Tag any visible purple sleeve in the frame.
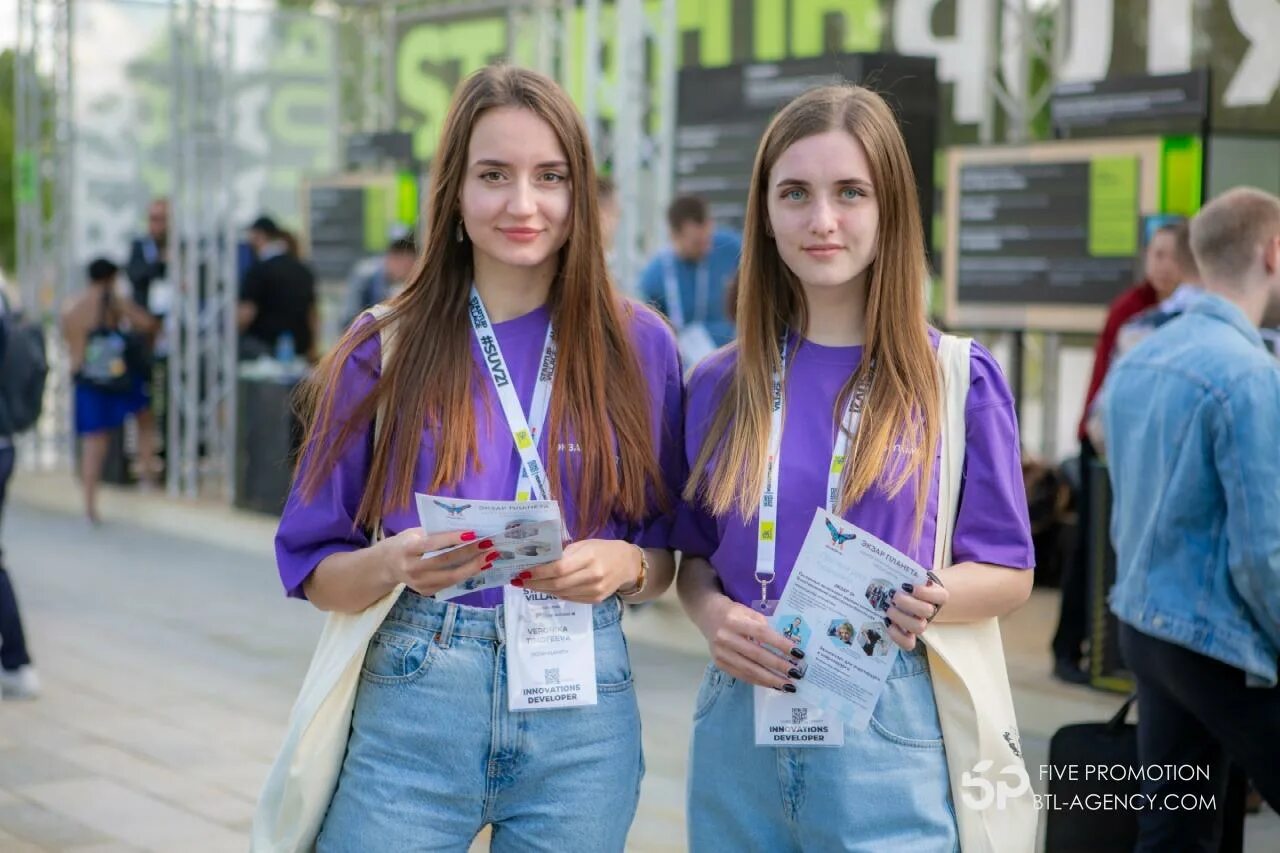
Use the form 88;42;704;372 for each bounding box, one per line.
627;303;686;549
951;342;1036;570
274;322;381;597
670;353;731;557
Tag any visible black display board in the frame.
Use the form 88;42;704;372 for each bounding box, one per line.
1051;70;1209;139
955;162;1136;306
675;54;938;248
307;186;367;280
346;131;415;170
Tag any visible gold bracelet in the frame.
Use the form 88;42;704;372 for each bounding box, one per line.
619;545;649;597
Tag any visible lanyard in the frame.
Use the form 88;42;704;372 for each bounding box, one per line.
754;335;875;603
467;286;556;502
664;254;710;328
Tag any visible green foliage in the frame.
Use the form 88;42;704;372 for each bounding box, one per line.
0;50;16;272
0;48;56;277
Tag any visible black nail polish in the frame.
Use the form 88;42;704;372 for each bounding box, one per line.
788;668;804;680
884;616;892;627
901;582;914;593
782;683;797;693
790;647;805;660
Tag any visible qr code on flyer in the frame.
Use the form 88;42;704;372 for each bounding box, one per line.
544;667;560;685
791;707;808;725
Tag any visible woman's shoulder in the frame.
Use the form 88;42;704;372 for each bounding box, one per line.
929;328;1014;412
334;311;384;382
619;297;679;359
686;343;738;401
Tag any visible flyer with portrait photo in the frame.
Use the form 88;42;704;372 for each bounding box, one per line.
415;494;564;600
767;508;929;730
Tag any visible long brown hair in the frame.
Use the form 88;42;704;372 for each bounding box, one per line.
686;84;940;537
297;65;664;536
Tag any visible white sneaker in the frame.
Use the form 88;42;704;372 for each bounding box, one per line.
0;665;41;700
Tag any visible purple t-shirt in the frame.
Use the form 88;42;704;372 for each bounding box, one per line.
275;300;684;607
671;331;1034;607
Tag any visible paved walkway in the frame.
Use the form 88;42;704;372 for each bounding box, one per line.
1;472;1276;851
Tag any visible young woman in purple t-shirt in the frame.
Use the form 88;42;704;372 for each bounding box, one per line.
275;67;682;851
673;85;1035;849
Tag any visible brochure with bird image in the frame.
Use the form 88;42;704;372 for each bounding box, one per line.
766;508;928;731
415;494;564;600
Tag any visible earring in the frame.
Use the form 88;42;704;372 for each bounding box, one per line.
455;220;465;243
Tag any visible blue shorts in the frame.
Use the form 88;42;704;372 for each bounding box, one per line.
74;378;149;435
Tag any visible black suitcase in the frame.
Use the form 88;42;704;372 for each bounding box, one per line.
1045;695;1247;853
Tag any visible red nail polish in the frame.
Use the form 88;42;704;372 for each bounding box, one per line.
511;578;524;587
486;551;500;562
461;531;477;542
926;578;934;586
519;571;533;580
482;561;494;571
479;539;494;549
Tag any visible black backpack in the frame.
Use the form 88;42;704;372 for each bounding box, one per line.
0;296;48;434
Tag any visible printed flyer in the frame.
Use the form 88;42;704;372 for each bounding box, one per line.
415;494;563;600
767;508;928;730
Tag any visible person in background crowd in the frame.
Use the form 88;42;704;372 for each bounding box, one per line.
238;215;318;362
596;174;622;274
1050;220;1185;685
60;259;158;524
0;283;40;701
125;197;172;317
1111;220;1203;362
1102;187;1280;851
122;197;168;484
638;195;741;369
343;235;419;326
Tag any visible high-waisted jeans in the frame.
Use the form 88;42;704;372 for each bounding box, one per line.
318;592;643;852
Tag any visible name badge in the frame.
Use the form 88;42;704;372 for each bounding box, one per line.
753;686;845;748
677;323;717;373
504;584;597;711
147;278;174;316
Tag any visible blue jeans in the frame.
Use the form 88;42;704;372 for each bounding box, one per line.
0;445;32;672
318;592;643;852
687;644;958;852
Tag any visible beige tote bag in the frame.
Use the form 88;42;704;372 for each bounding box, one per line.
251;307;405;852
924;334;1038;853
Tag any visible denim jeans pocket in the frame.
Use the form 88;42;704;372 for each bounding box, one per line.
359;626;438;687
596;620;635;693
869;656;944;749
692;664;732;721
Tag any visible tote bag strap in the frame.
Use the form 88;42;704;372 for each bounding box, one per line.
364;303;396;543
933;334;971;569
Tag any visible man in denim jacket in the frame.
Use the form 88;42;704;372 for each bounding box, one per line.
1102;187;1280;850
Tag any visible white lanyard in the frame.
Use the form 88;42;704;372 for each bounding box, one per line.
664;255;710;328
467;286;556;502
754;336;874;604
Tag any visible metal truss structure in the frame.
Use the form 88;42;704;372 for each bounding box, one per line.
14;0;75;470
166;0;240;500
